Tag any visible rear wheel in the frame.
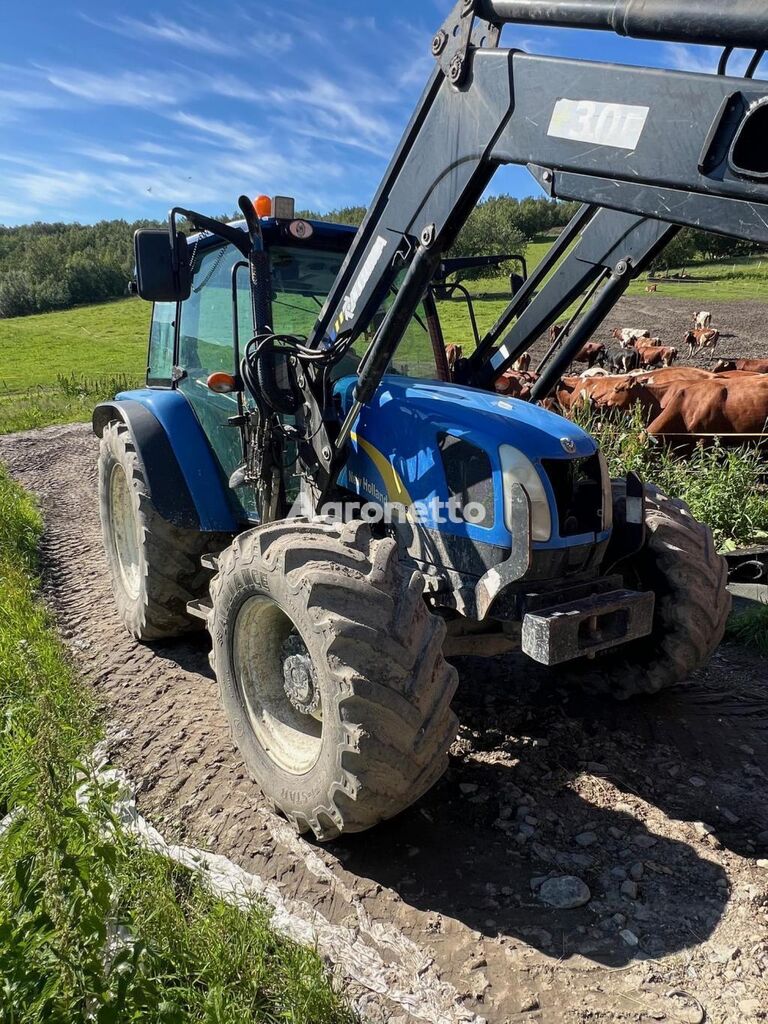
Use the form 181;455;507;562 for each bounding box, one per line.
567;484;730;698
98;420;228;641
208;519;459;840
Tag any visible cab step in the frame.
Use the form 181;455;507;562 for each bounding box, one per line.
201;553;220;572
187;598;213;623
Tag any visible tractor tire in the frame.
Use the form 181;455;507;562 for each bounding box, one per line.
568;483;730;699
208;519;459;840
98;420;228;641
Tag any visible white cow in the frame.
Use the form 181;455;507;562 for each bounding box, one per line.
694;311;713;330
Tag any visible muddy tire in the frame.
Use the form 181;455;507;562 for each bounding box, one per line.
569;484;730;699
98;420;228;641
208;519;459;840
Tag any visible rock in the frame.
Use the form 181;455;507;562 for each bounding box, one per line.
471;971;491;1001
538;875;591;909
721;808;740;825
610;866;628;880
620;929;640;947
608;826;625;840
518;992;540;1013
689;775;706;787
757;829;768;844
621;880;639;899
739;998;761;1017
530;875;548;891
518;823;536;838
633;834;658;849
756;859;768;870
694;821;716;837
459;783;478;795
629;861;645;881
575;832;598;847
587;761;609;773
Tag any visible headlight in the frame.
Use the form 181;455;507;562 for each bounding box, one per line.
500;445;552;542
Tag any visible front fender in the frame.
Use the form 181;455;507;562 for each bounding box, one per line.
93;390;238;533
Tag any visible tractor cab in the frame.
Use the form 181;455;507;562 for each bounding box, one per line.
134;197;480;525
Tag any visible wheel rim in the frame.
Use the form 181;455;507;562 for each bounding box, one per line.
232;596;322;775
109;463;142;601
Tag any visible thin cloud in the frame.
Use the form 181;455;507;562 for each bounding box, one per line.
247;29;294;54
342;16;377;32
83;13;235;56
43;67;186;107
662;44;721;75
76;146;139;166
171;112;253;150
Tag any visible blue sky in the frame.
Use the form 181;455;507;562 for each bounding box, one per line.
0;1;747;226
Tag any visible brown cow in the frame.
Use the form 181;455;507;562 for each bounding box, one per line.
714;358;768;374
645;284;658;293
555;368;717;422
445;344;463;371
549;323;569;344
634;342;678;368
647;375;768;438
574;341;606;368
512;352;532;373
494;370;537;398
685;328;720;358
554;375;663;420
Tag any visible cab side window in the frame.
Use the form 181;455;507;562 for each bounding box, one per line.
147;301;175;386
178;244;250;377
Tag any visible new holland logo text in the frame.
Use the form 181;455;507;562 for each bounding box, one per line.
334;235;388;335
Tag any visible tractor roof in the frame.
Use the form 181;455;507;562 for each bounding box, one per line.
190;217;357;251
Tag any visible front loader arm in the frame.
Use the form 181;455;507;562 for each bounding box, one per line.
302;0;768;493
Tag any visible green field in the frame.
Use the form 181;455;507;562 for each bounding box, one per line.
1;237;767;433
0;299;148;432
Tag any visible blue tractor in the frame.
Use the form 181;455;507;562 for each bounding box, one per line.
91;0;768;839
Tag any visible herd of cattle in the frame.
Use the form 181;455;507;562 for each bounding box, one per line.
447;310;768;440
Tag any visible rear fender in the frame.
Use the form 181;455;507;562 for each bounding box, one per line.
93;390;238;533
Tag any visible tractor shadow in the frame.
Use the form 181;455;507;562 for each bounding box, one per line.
328;645;768;966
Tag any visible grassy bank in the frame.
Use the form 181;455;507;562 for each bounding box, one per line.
0;465;352;1023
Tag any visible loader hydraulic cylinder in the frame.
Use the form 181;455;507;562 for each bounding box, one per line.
476;0;768;49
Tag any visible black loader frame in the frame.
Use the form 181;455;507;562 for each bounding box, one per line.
155;1;768;525
260;0;768;520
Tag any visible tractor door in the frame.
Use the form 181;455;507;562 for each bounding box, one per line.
176;242;258;522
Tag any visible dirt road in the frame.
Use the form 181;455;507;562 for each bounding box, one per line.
2;423;767;1023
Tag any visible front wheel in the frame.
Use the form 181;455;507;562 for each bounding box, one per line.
98;420;228;641
567;484;730;699
208;519;459;840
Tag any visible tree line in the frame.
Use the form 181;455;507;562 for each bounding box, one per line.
0;197;760;319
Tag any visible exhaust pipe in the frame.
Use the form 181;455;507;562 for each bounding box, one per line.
476;0;768;50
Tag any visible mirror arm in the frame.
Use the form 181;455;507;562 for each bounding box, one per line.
168;207;251;261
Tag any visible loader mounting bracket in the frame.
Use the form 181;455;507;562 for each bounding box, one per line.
433;0;501;87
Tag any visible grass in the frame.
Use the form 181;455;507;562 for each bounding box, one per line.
0;298;149;392
571;402;768;550
725;605;768;654
0;464;353;1024
0;298;148;433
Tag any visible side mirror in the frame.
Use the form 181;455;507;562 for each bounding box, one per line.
133;229;192;302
